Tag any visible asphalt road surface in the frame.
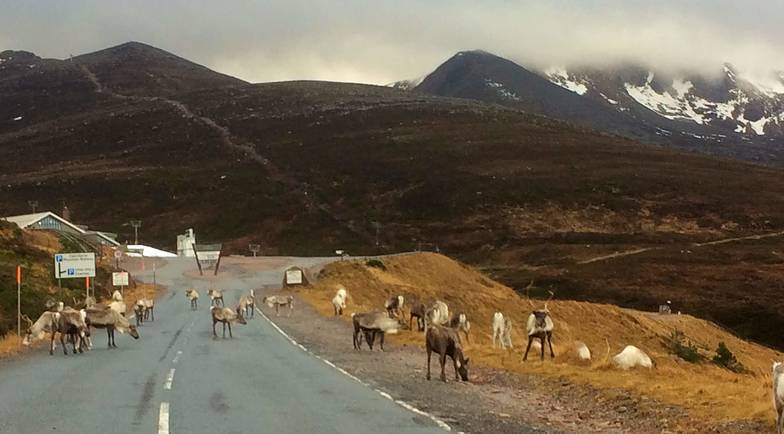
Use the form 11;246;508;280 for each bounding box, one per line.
0;256;446;434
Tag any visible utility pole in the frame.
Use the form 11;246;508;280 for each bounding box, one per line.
130;220;142;245
28;200;38;214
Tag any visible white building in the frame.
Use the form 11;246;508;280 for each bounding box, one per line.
176;228;197;257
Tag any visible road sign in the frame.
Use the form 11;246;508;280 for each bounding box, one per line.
114;250;122;259
112;272;129;286
54;253;96;279
285;269;303;285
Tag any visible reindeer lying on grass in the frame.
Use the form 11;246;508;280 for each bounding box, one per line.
351;312;400;351
85;306;140;348
425;324;469;382
211;306;247;338
238;290;255;318
262;295;294;317
185;288;199;310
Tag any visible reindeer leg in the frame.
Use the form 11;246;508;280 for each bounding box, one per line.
60;333;68;355
49;333;55;355
379;332;385;351
452;355;460;380
440;351;448;382
523;336;533;361
212;319;217;338
540;336;545;361
426;345;432;380
222;322;227;338
228;322;233;339
547;332;555;359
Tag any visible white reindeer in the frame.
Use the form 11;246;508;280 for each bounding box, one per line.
774;361;784;434
613;345;652;369
185;288;199;310
332;287;348;316
262;295;294;317
492;312;505;348
424;301;449;331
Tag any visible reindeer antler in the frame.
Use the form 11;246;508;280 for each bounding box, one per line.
21;314;33;327
543;290;555;312
524;280;536;309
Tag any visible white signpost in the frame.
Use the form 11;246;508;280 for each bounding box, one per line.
192;243;222;276
112;272;129;286
112;271;129;297
285;269;303;285
54;253;96;279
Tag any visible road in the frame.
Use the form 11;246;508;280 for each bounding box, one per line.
0;256;446;434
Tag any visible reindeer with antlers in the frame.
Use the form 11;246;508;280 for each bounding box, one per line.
522;281;556;361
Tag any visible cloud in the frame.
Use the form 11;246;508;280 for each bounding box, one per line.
1;0;783;84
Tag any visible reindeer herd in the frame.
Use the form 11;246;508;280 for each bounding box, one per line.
22;290;141;355
332;281;561;384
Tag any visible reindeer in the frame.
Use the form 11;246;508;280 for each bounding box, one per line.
774;362;784;434
425;324;469;382
409;301;426;332
447;312;471;343
332;287;347;316
523;283;555;361
211;306;247;338
85;306;140;348
262;295;294;317
185;288;199;310
384;295;405;319
351;312;400;351
208;289;224;307
134;302;146;326
23;309;88;355
424;300;449;331
238;290;255;318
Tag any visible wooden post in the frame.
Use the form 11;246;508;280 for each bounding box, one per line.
192;243;203;276
16;265;21;345
213;252;222;276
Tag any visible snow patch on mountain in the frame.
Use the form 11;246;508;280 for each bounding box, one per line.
545;67;588;95
624;73;705;124
484;79;521;101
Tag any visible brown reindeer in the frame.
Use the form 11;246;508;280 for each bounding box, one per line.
425;325;469;382
211;306;247;338
352;312;400;351
409;301;426;332
85;306;140;348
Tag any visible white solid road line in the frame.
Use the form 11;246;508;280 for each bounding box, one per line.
158;402;170;434
254;307;455;432
164;368;176;390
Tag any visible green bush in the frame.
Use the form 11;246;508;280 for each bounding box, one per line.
667;329;704;363
365;259;386;271
712;342;745;373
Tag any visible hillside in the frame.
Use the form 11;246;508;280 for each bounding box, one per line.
2;42;784;351
300;253;782;432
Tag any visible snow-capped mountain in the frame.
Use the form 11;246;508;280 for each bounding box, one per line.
408;50;784;165
544;64;784;138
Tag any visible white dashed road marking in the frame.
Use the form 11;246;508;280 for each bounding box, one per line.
164;368;176;390
158;402;170;434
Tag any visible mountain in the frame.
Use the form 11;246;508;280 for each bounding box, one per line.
2;42;784;349
72;41;246;96
412;51;784;165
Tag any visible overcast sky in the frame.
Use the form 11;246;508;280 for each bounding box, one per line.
1;0;782;84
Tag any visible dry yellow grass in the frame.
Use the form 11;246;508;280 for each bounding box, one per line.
299;252;783;430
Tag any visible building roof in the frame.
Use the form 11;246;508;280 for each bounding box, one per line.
2;211;120;246
126;244;177;257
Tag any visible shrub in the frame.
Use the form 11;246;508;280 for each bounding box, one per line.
365;259;386;271
667;329;704;363
712;342;745;373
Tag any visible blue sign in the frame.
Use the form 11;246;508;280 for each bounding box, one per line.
67;268;75;276
55;255;63;262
